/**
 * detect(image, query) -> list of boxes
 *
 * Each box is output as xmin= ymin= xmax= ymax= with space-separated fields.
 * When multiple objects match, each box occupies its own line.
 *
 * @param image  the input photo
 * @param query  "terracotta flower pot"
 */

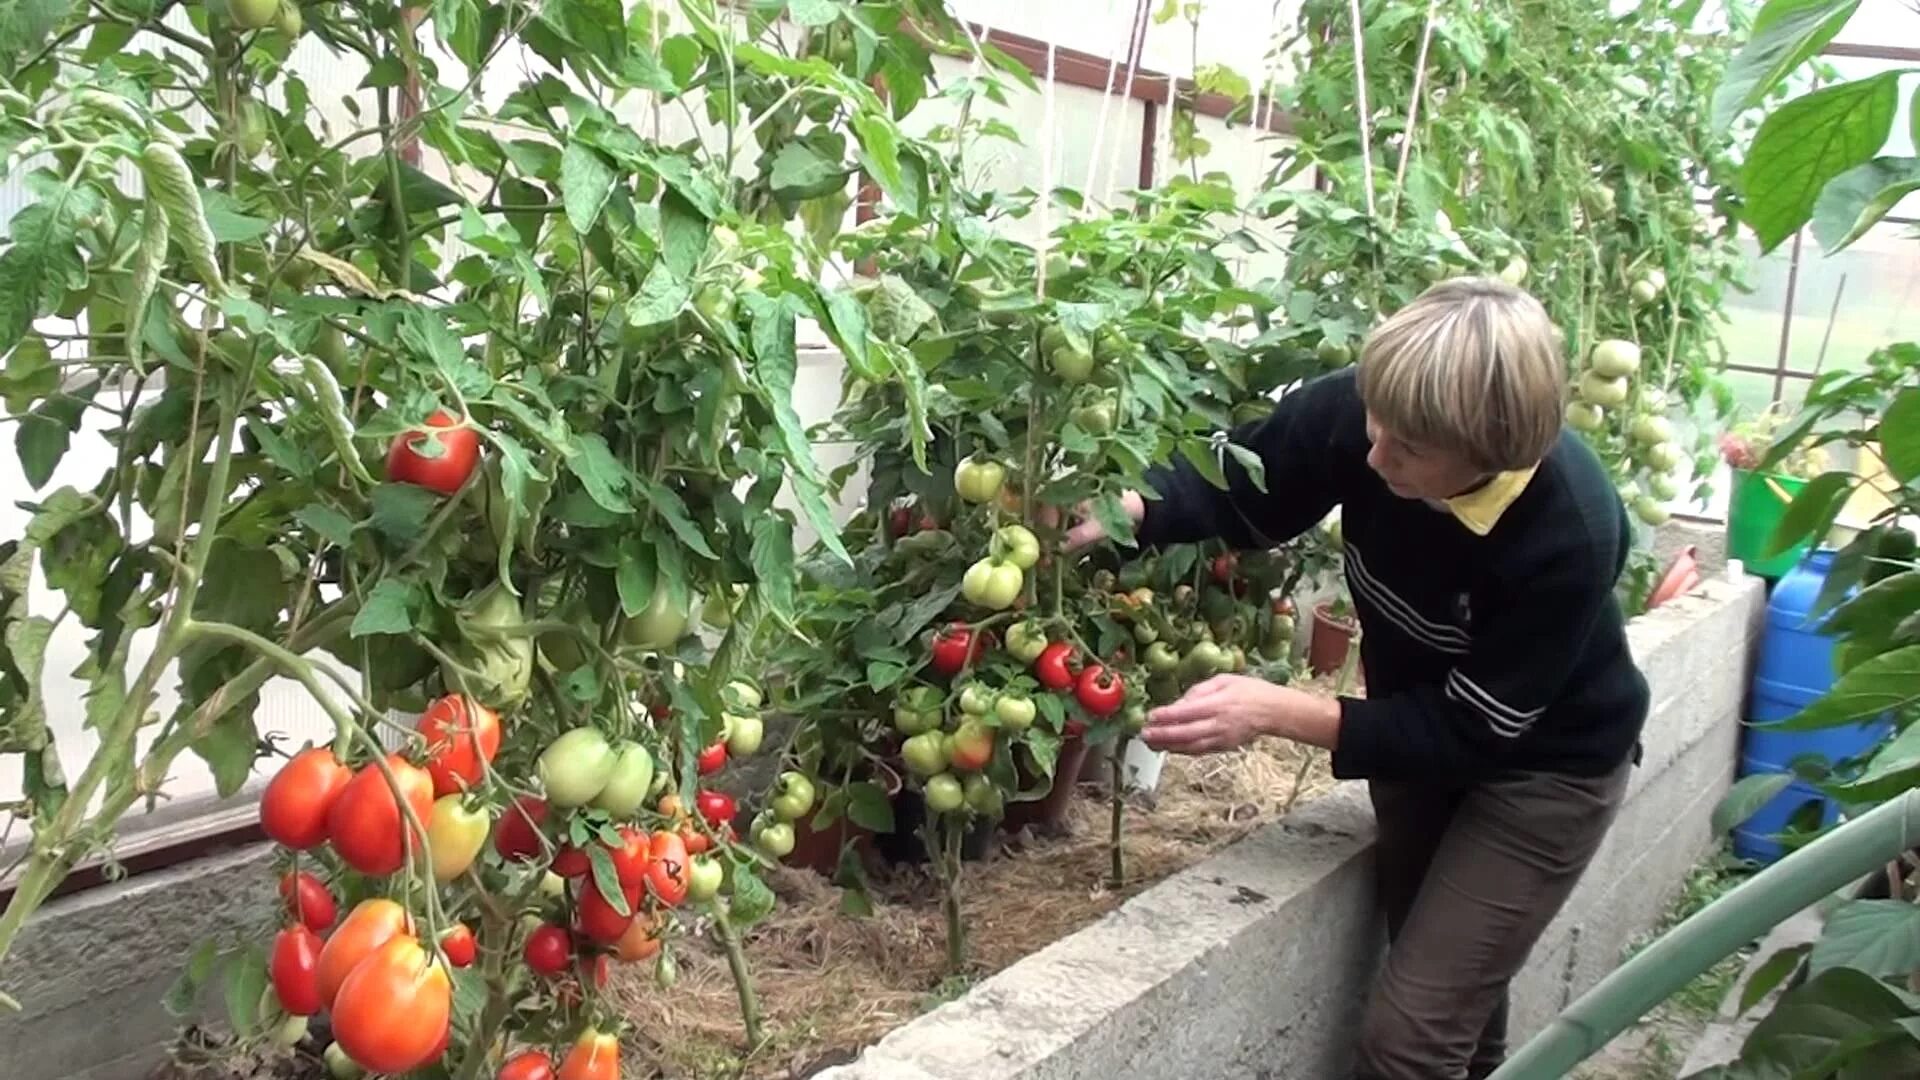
xmin=786 ymin=761 xmax=902 ymax=876
xmin=1000 ymin=730 xmax=1092 ymax=835
xmin=1308 ymin=600 xmax=1359 ymax=678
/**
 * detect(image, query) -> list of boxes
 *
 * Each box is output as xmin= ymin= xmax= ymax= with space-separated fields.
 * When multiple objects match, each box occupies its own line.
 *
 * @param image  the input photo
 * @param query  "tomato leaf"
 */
xmin=587 ymin=843 xmax=631 ymax=917
xmin=1810 ymin=156 xmax=1920 ymax=253
xmin=750 ymin=514 xmax=797 ymax=621
xmin=617 ymin=537 xmax=656 ymax=618
xmin=368 ymin=483 xmax=439 ymax=544
xmin=1829 ymin=572 xmax=1920 ymax=638
xmin=294 ymin=504 xmax=358 ymax=548
xmin=624 ymin=260 xmax=692 ymax=329
xmin=1777 ymin=644 xmax=1920 ymax=729
xmin=164 ymin=938 xmax=220 ymax=1017
xmin=222 ymin=943 xmax=269 ymax=1038
xmin=1880 ymin=387 xmax=1920 ymax=484
xmin=1767 ymin=470 xmax=1853 ymax=557
xmin=193 ymin=706 xmax=262 ymax=798
xmin=1091 ymin=491 xmax=1138 ymax=549
xmin=866 ymin=659 xmax=906 ymax=690
xmin=1711 ymin=0 xmax=1861 ymax=129
xmin=785 ymin=0 xmax=842 ymax=27
xmin=1023 ymin=727 xmax=1063 ymax=785
xmin=1226 ymin=442 xmax=1268 ymax=494
xmin=560 ymin=141 xmax=617 ymax=234
xmin=635 ymin=477 xmax=718 ymax=559
xmin=729 ymin=864 xmax=776 ymax=928
xmin=566 ymin=433 xmax=635 ymax=513
xmin=748 ymin=292 xmax=850 ymax=565
xmin=352 ymin=578 xmax=420 ymax=637
xmin=659 ymin=189 xmax=708 ymax=278
xmin=844 ymin=780 xmax=895 ymax=833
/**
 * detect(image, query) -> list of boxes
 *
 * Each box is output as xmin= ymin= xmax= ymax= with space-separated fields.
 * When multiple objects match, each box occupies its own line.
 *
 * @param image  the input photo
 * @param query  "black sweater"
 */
xmin=1135 ymin=369 xmax=1650 ymax=782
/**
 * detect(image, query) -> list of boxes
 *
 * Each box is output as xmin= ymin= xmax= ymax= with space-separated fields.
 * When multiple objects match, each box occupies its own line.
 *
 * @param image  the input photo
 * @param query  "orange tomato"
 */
xmin=500 ymin=1050 xmax=557 ymax=1080
xmin=557 ymin=1028 xmax=621 ymax=1080
xmin=317 ymin=898 xmax=413 ymax=1007
xmin=331 ymin=936 xmax=451 ymax=1074
xmin=259 ymin=747 xmax=352 ymax=850
xmin=613 ymin=913 xmax=662 ymax=962
xmin=327 ymin=755 xmax=435 ymax=875
xmin=656 ymin=793 xmax=685 ymax=818
xmin=417 ymin=694 xmax=503 ymax=797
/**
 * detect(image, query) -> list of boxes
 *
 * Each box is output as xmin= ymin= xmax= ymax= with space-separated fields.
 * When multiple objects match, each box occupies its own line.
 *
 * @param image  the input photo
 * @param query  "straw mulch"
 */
xmin=615 ymin=710 xmax=1341 ymax=1080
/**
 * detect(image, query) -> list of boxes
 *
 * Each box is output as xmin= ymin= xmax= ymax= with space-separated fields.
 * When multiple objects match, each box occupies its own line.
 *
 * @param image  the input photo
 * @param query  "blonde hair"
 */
xmin=1356 ymin=277 xmax=1565 ymax=472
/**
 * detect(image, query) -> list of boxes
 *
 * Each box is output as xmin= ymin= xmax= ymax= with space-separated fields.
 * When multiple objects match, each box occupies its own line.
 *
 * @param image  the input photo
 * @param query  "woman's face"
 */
xmin=1364 ymin=413 xmax=1488 ymax=501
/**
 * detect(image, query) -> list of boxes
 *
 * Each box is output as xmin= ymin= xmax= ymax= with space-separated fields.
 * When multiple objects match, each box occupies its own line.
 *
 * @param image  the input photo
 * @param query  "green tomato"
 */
xmin=271 ymin=1014 xmax=309 ymax=1048
xmin=724 ymin=679 xmax=764 ymax=710
xmin=1589 ymin=339 xmax=1641 ymax=378
xmin=1631 ymin=415 xmax=1674 ymax=445
xmin=994 ymin=694 xmax=1036 ymax=731
xmin=687 ymin=855 xmax=724 ymax=901
xmin=1006 ymin=621 xmax=1049 ymax=663
xmin=228 ymin=0 xmax=279 ymax=28
xmin=1316 ymin=339 xmax=1353 ymax=365
xmin=1578 ymin=372 xmax=1630 ymax=408
xmin=995 ymin=524 xmax=1041 ymax=570
xmin=1566 ymin=401 xmax=1606 ymax=433
xmin=275 ymin=0 xmax=301 ymax=36
xmin=1633 ymin=494 xmax=1670 ymax=527
xmin=538 ymin=727 xmax=616 ymax=807
xmin=894 ymin=686 xmax=943 ymax=735
xmin=961 ymin=557 xmax=1025 ymax=611
xmin=755 ymin=822 xmax=796 ymax=858
xmin=954 ymin=457 xmax=1007 ymax=504
xmin=770 ymin=771 xmax=817 ymax=821
xmin=539 ymin=872 xmax=566 ymax=899
xmin=591 ymin=741 xmax=657 ymax=817
xmin=621 ymin=590 xmax=690 ymax=651
xmin=701 ymin=590 xmax=733 ymax=629
xmin=1183 ymin=641 xmax=1229 ymax=679
xmin=924 ymin=773 xmax=965 ymax=814
xmin=1644 ymin=441 xmax=1685 ymax=473
xmin=694 ymin=282 xmax=736 ymax=324
xmin=1120 ymin=705 xmax=1148 ymax=735
xmin=1498 ymin=255 xmax=1529 ymax=286
xmin=1647 ymin=473 xmax=1679 ymax=501
xmin=1133 ymin=620 xmax=1159 ymax=645
xmin=1630 ymin=279 xmax=1660 ymax=307
xmin=958 ymin=683 xmax=995 ymax=716
xmin=1049 ymin=342 xmax=1095 ymax=383
xmin=725 ymin=713 xmax=764 ymax=757
xmin=1146 ymin=641 xmax=1180 ymax=673
xmin=1072 ymin=398 xmax=1118 ymax=435
xmin=902 ymin=732 xmax=948 ymax=777
xmin=963 ymin=775 xmax=1004 ymax=817
xmin=324 ymin=1043 xmax=364 ymax=1080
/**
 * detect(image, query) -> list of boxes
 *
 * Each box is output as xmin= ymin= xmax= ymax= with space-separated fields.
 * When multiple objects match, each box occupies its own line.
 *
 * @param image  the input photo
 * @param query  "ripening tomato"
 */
xmin=278 ymin=870 xmax=336 ymax=932
xmin=494 ymin=795 xmax=549 ymax=862
xmin=646 ymin=831 xmax=690 ymax=907
xmin=694 ymin=790 xmax=736 ymax=829
xmin=928 ymin=623 xmax=984 ymax=678
xmin=317 ymin=898 xmax=413 ymax=1008
xmin=1034 ymin=642 xmax=1077 ymax=691
xmin=524 ymin=924 xmax=573 ymax=975
xmin=328 ymin=756 xmax=436 ymax=876
xmin=427 ymin=795 xmax=489 ymax=883
xmin=1074 ymin=665 xmax=1125 ymax=717
xmin=499 ymin=1051 xmax=557 ymax=1080
xmin=439 ymin=924 xmax=476 ymax=969
xmin=679 ymin=823 xmax=712 ymax=856
xmin=557 ymin=1029 xmax=621 ymax=1080
xmin=271 ymin=924 xmax=325 ymax=1016
xmin=609 ymin=826 xmax=651 ymax=886
xmin=417 ymin=694 xmax=502 ymax=797
xmin=575 ymin=877 xmax=642 ymax=945
xmin=552 ymin=844 xmax=592 ymax=878
xmin=696 ymin=740 xmax=728 ymax=776
xmin=613 ymin=912 xmax=662 ymax=962
xmin=331 ymin=936 xmax=451 ymax=1074
xmin=260 ymin=748 xmax=353 ymax=850
xmin=385 ymin=409 xmax=481 ymax=495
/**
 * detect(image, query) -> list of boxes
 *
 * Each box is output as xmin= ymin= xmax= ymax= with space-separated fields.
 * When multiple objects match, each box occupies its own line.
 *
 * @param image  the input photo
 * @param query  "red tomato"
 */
xmin=278 ymin=870 xmax=336 ymax=932
xmin=552 ymin=844 xmax=591 ymax=878
xmin=1273 ymin=595 xmax=1295 ymax=616
xmin=679 ymin=824 xmax=712 ymax=855
xmin=582 ymin=953 xmax=611 ymax=989
xmin=646 ymin=831 xmax=690 ymax=907
xmin=696 ymin=740 xmax=728 ymax=776
xmin=575 ymin=878 xmax=641 ymax=945
xmin=610 ymin=826 xmax=652 ymax=886
xmin=270 ymin=925 xmax=324 ymax=1016
xmin=557 ymin=1029 xmax=621 ymax=1080
xmin=888 ymin=505 xmax=912 ymax=538
xmin=385 ymin=409 xmax=480 ymax=495
xmin=328 ymin=755 xmax=436 ymax=876
xmin=439 ymin=924 xmax=476 ymax=969
xmin=1074 ymin=664 xmax=1125 ymax=717
xmin=317 ymin=898 xmax=413 ymax=1008
xmin=694 ymin=790 xmax=736 ymax=829
xmin=1034 ymin=641 xmax=1077 ymax=691
xmin=494 ymin=795 xmax=548 ymax=861
xmin=417 ymin=694 xmax=502 ymax=798
xmin=524 ymin=924 xmax=573 ymax=975
xmin=929 ymin=622 xmax=984 ymax=678
xmin=259 ymin=747 xmax=352 ymax=850
xmin=331 ymin=936 xmax=451 ymax=1074
xmin=1211 ymin=551 xmax=1238 ymax=585
xmin=501 ymin=1050 xmax=557 ymax=1080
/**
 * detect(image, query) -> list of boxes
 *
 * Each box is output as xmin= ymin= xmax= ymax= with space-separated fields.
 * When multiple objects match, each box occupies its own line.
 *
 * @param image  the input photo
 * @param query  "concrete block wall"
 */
xmin=0 ymin=574 xmax=1762 ymax=1080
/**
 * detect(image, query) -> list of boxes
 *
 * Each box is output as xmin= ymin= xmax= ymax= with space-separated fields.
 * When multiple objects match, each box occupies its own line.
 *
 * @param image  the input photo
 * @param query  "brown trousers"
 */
xmin=1355 ymin=761 xmax=1631 ymax=1080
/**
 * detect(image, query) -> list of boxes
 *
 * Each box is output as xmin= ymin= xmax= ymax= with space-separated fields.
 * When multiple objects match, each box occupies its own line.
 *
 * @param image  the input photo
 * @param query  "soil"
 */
xmin=152 ymin=687 xmax=1342 ymax=1080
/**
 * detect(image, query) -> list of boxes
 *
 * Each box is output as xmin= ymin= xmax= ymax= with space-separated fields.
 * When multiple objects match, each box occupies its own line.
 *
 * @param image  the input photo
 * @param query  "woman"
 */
xmin=1066 ymin=277 xmax=1649 ymax=1080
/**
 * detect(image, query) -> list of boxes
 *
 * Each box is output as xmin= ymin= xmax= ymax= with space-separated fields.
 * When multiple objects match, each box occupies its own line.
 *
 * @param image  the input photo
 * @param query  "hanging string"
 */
xmin=1037 ymin=37 xmax=1059 ymax=299
xmin=1081 ymin=0 xmax=1132 ymax=199
xmin=1101 ymin=0 xmax=1154 ymax=203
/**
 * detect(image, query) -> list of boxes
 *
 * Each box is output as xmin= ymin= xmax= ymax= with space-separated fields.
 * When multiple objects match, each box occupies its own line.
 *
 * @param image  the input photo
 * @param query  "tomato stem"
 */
xmin=1108 ymin=734 xmax=1127 ymax=888
xmin=712 ymin=902 xmax=766 ymax=1049
xmin=938 ymin=816 xmax=967 ymax=974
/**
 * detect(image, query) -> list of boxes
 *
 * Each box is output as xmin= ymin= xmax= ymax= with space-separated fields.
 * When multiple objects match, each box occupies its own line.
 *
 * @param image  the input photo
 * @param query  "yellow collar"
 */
xmin=1440 ymin=466 xmax=1537 ymax=536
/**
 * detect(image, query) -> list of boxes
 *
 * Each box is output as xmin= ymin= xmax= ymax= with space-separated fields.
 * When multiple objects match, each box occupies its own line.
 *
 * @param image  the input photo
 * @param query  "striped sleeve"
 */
xmin=1330 ymin=538 xmax=1611 ymax=779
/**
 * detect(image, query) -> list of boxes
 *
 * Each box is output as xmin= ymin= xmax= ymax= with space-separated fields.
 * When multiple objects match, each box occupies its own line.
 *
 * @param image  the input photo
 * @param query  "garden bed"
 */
xmin=146 ymin=691 xmax=1339 ymax=1080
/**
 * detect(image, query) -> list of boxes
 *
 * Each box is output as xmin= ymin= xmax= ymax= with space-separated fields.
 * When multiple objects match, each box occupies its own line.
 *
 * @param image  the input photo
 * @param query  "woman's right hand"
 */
xmin=1063 ymin=490 xmax=1145 ymax=552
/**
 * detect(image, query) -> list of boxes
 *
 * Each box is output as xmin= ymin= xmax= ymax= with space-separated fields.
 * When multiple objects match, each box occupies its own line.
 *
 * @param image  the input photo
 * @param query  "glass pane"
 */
xmin=1829 ymin=2 xmax=1920 ymax=49
xmin=1717 ymin=231 xmax=1791 ymax=370
xmin=1783 ymin=219 xmax=1920 ymax=374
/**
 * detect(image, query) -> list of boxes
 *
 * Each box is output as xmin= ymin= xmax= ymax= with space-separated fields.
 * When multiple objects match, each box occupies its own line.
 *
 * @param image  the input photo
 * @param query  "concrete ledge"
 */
xmin=822 ymin=574 xmax=1766 ymax=1079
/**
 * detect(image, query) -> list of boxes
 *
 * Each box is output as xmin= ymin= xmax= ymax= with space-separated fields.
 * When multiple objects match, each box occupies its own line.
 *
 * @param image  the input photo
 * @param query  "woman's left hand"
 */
xmin=1143 ymin=675 xmax=1341 ymax=755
